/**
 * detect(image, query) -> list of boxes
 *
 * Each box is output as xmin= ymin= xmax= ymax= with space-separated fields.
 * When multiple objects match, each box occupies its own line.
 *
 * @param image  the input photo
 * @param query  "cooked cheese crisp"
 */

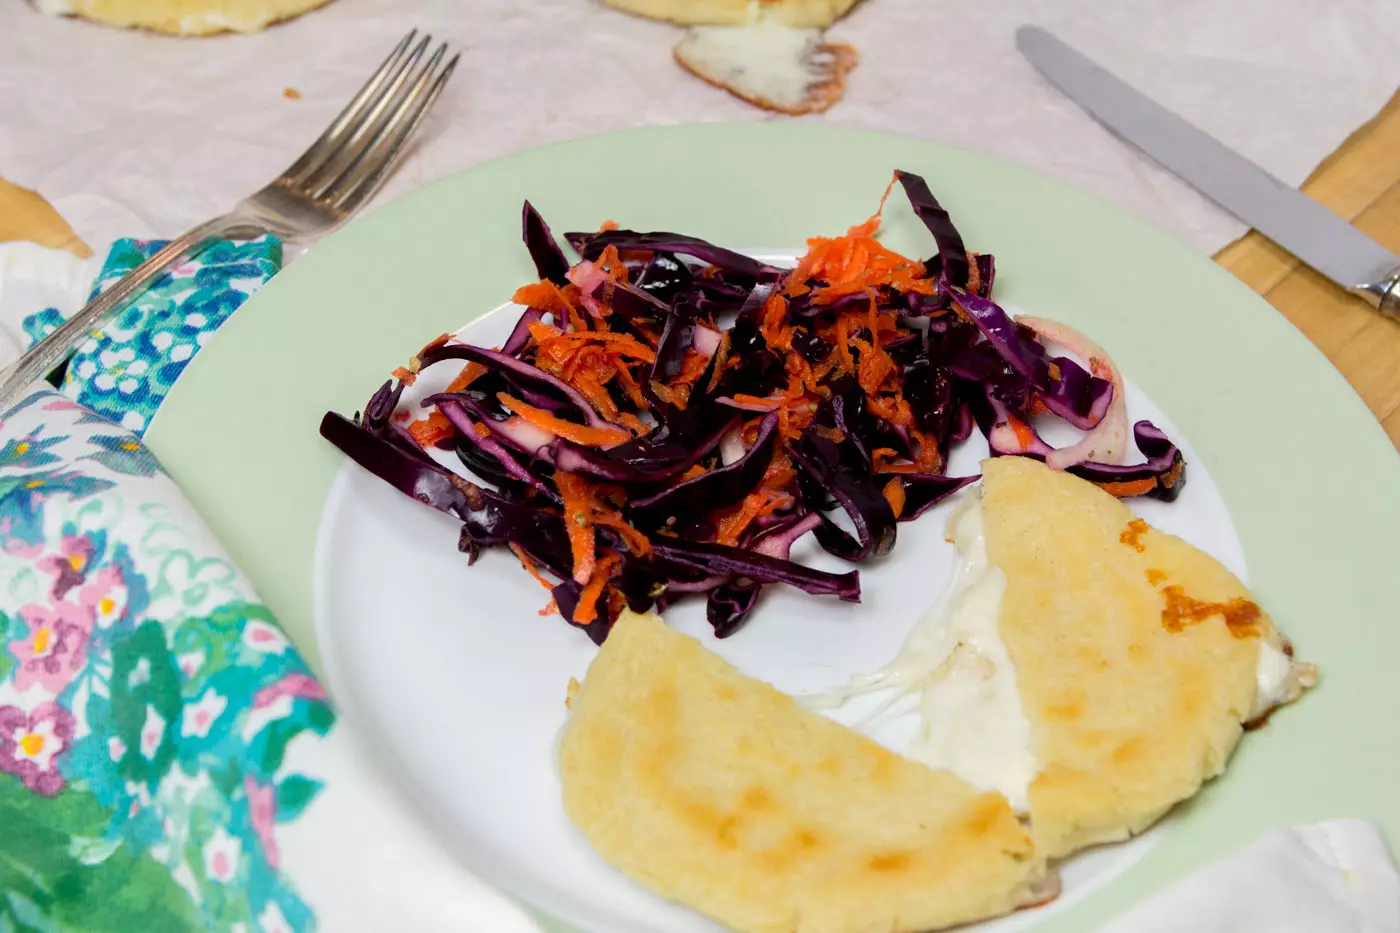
xmin=674 ymin=22 xmax=858 ymax=115
xmin=981 ymin=457 xmax=1312 ymax=859
xmin=559 ymin=610 xmax=1048 ymax=933
xmin=33 ymin=0 xmax=335 ymax=34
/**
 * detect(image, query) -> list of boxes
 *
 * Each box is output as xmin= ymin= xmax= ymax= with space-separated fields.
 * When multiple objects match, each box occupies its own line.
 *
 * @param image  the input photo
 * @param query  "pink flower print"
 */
xmin=9 ymin=602 xmax=91 ymax=695
xmin=108 ymin=736 xmax=125 ymax=761
xmin=3 ymin=538 xmax=42 ymax=558
xmin=139 ymin=706 xmax=166 ymax=759
xmin=37 ymin=534 xmax=95 ymax=600
xmin=41 ymin=399 xmax=84 ymax=412
xmin=245 ymin=777 xmax=280 ymax=869
xmin=242 ymin=620 xmax=288 ymax=655
xmin=181 ymin=689 xmax=227 ymax=738
xmin=203 ymin=826 xmax=242 ymax=883
xmin=177 ymin=651 xmax=206 ymax=678
xmin=76 ymin=566 xmax=126 ymax=629
xmin=253 ymin=673 xmax=326 ymax=709
xmin=0 ymin=702 xmax=75 ymax=796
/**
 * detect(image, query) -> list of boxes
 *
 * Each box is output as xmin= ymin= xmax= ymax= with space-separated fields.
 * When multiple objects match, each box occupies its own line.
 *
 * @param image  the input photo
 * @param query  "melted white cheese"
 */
xmin=1251 ymin=640 xmax=1298 ymax=721
xmin=807 ymin=493 xmax=1302 ymax=812
xmin=675 ymin=22 xmax=830 ymax=111
xmin=805 ymin=495 xmax=1039 ymax=811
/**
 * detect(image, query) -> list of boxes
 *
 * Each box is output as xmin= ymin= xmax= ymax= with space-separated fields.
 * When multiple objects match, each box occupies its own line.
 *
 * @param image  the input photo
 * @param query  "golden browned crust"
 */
xmin=981 ymin=457 xmax=1293 ymax=859
xmin=560 ymin=610 xmax=1045 ymax=933
xmin=673 ymin=35 xmax=859 ymax=115
xmin=43 ymin=0 xmax=336 ymax=35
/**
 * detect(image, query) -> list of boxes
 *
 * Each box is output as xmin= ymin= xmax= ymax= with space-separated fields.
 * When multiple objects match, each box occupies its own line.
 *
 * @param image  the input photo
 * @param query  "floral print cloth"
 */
xmin=0 ymin=387 xmax=334 ymax=932
xmin=21 ymin=236 xmax=282 ymax=437
xmin=3 ymin=227 xmax=337 ymax=933
xmin=1 ymin=239 xmax=546 ymax=933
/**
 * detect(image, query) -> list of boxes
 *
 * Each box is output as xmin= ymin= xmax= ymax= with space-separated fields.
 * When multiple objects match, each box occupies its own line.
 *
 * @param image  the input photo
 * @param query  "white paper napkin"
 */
xmin=0 ymin=241 xmax=103 ymax=366
xmin=1100 ymin=820 xmax=1400 ymax=933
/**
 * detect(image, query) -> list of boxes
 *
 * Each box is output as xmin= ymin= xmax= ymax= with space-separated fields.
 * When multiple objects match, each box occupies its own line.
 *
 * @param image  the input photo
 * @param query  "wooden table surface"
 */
xmin=5 ymin=99 xmax=1400 ymax=448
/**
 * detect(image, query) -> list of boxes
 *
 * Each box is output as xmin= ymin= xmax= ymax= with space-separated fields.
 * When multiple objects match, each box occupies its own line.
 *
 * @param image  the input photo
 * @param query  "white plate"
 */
xmin=311 ymin=283 xmax=1244 ymax=933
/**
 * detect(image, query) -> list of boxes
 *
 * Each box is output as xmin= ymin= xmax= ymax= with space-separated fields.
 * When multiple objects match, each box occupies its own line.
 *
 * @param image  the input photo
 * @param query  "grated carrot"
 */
xmin=496 ymin=392 xmax=629 ymax=448
xmin=673 ymin=350 xmax=709 ymax=387
xmin=866 ymin=393 xmax=914 ymax=428
xmin=761 ymin=450 xmax=796 ymax=490
xmin=573 ymin=550 xmax=621 ymax=625
xmin=730 ymin=394 xmax=783 ymax=410
xmin=594 ymin=515 xmax=652 ymax=557
xmin=391 ymin=366 xmax=417 ymax=386
xmin=1096 ymin=477 xmax=1157 ymax=498
xmin=911 ymin=430 xmax=942 ymax=472
xmin=446 ymin=361 xmax=487 ymax=393
xmin=406 ymin=410 xmax=453 ymax=448
xmin=509 ymin=543 xmax=557 ymax=592
xmin=612 ymin=359 xmax=647 ymax=408
xmin=648 ymin=380 xmax=690 ymax=409
xmin=1008 ymin=415 xmax=1037 ymax=451
xmin=409 ymin=333 xmax=452 ymax=371
xmin=964 ymin=254 xmax=982 ymax=295
xmin=782 ymin=177 xmax=937 ymax=307
xmin=556 ymin=472 xmax=597 ymax=585
xmin=573 ymin=370 xmax=621 ymax=421
xmin=714 ymin=490 xmax=791 ymax=546
xmin=512 ymin=280 xmax=579 ymax=316
xmin=528 ymin=322 xmax=656 ymax=363
xmin=882 ymin=477 xmax=906 ymax=518
xmin=760 ymin=291 xmax=791 ymax=350
xmin=594 ymin=245 xmax=630 ymax=285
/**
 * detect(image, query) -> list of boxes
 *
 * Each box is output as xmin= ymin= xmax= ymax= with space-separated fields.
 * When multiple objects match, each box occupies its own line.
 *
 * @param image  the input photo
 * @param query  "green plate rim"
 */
xmin=145 ymin=121 xmax=1400 ymax=932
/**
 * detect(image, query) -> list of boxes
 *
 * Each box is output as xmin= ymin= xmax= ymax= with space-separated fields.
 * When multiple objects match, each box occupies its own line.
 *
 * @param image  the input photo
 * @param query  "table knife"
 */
xmin=1017 ymin=25 xmax=1400 ymax=321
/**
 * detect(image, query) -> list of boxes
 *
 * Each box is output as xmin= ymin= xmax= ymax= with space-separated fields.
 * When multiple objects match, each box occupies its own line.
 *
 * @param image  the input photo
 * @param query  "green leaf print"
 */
xmin=0 ymin=776 xmax=197 ymax=933
xmin=110 ymin=620 xmax=183 ymax=789
xmin=0 ymin=610 xmax=14 ymax=683
xmin=80 ymin=436 xmax=163 ymax=478
xmin=170 ymin=602 xmax=250 ymax=692
xmin=274 ymin=775 xmax=322 ymax=822
xmin=257 ymin=719 xmax=303 ymax=775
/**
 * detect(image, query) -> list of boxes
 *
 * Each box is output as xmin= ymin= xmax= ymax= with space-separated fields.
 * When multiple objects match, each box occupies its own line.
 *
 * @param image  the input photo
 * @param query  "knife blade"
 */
xmin=1016 ymin=24 xmax=1400 ymax=319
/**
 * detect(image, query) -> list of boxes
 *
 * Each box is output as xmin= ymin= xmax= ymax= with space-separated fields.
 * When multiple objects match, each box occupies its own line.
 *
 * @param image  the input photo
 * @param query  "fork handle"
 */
xmin=0 ymin=213 xmax=257 ymax=411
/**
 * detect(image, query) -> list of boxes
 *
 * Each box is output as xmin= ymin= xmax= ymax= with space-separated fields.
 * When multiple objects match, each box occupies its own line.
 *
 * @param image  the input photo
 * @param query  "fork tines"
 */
xmin=279 ymin=29 xmax=460 ymax=213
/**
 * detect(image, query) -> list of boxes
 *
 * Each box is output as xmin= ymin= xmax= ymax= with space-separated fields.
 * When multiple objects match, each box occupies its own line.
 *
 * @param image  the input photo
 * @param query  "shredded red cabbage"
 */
xmin=321 ymin=171 xmax=1187 ymax=642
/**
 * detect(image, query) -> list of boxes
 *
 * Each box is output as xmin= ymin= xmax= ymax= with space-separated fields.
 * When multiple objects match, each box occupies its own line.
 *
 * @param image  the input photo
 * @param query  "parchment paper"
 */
xmin=1 ymin=0 xmax=1397 ymax=256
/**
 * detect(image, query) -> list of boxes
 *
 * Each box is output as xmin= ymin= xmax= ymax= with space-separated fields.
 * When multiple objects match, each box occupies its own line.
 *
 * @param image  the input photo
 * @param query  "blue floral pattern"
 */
xmin=21 ymin=236 xmax=282 ymax=436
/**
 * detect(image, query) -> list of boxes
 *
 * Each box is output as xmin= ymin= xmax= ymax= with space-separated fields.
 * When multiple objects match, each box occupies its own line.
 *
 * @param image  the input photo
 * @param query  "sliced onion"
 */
xmin=1018 ymin=315 xmax=1128 ymax=468
xmin=691 ymin=324 xmax=722 ymax=357
xmin=719 ymin=423 xmax=746 ymax=465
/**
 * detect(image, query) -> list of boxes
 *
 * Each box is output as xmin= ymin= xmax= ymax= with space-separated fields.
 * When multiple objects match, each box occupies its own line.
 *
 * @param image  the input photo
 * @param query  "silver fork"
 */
xmin=0 ymin=29 xmax=459 ymax=409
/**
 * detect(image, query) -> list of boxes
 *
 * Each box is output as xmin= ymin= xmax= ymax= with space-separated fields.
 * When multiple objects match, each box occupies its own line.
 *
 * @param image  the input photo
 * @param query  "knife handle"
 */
xmin=1352 ymin=267 xmax=1400 ymax=322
